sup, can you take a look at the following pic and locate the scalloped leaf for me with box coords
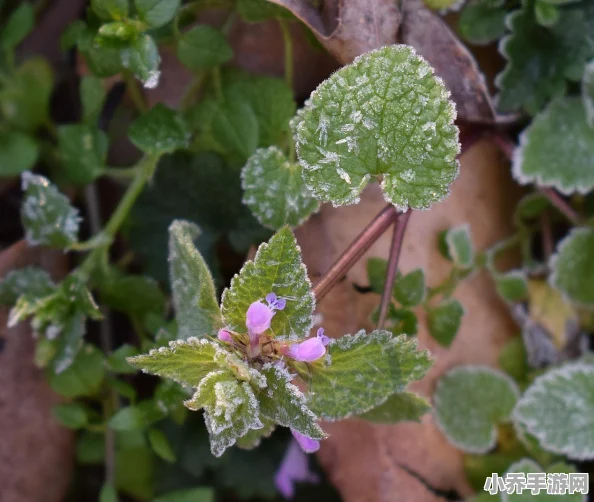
[221,227,314,339]
[359,391,430,424]
[308,330,431,421]
[0,267,55,305]
[459,0,507,46]
[551,227,594,307]
[513,364,594,460]
[128,104,189,155]
[434,366,520,453]
[20,172,81,248]
[445,224,474,269]
[169,220,222,339]
[241,146,320,230]
[512,98,594,194]
[127,338,222,387]
[292,44,460,209]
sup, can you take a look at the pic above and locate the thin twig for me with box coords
[377,210,411,329]
[312,204,399,302]
[278,19,293,89]
[538,187,581,225]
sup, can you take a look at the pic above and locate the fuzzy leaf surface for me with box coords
[445,224,474,269]
[427,298,464,347]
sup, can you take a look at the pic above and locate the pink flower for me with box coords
[246,301,275,335]
[275,438,320,499]
[218,329,232,342]
[284,328,330,362]
[291,430,320,453]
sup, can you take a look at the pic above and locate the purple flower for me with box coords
[286,338,326,362]
[218,329,232,342]
[275,438,320,499]
[316,327,330,346]
[246,301,275,335]
[291,430,320,453]
[266,292,286,311]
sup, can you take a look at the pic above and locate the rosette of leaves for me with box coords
[292,44,460,210]
[128,220,432,456]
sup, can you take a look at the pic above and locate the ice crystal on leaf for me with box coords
[292,45,460,210]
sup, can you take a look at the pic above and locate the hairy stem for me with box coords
[312,204,399,302]
[377,210,411,329]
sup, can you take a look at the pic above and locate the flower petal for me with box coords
[275,439,320,499]
[287,337,326,362]
[246,301,274,334]
[218,329,232,342]
[291,430,320,453]
[316,327,330,346]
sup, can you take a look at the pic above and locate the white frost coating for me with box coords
[143,70,161,89]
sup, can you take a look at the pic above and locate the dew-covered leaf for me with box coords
[177,25,233,71]
[445,224,474,269]
[121,34,161,88]
[48,343,106,398]
[513,364,594,460]
[308,330,431,420]
[81,76,106,125]
[0,131,38,177]
[135,0,180,28]
[496,0,594,114]
[494,270,529,303]
[235,417,276,450]
[394,268,425,307]
[52,402,89,429]
[512,98,594,194]
[169,220,222,339]
[0,267,55,305]
[434,366,520,453]
[1,2,34,50]
[550,227,594,308]
[427,298,464,347]
[127,338,221,387]
[359,391,430,424]
[20,172,81,248]
[459,0,507,46]
[258,364,325,439]
[293,45,460,209]
[128,103,189,155]
[241,146,320,230]
[58,124,108,185]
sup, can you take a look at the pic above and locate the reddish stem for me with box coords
[312,204,399,302]
[377,210,411,330]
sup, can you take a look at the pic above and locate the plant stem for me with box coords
[123,71,148,113]
[538,187,581,225]
[278,19,293,89]
[377,210,411,329]
[312,204,399,302]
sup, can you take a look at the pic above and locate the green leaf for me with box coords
[91,0,129,20]
[0,131,38,177]
[135,0,181,28]
[20,172,80,248]
[121,34,161,88]
[359,391,430,423]
[445,224,474,269]
[513,98,594,194]
[367,257,387,294]
[459,0,507,46]
[184,370,264,456]
[386,306,418,335]
[61,20,87,51]
[514,363,594,459]
[177,25,233,71]
[154,488,214,502]
[221,227,315,338]
[394,268,425,307]
[48,344,105,398]
[109,400,166,431]
[107,344,139,374]
[581,59,594,127]
[498,336,529,384]
[496,0,594,114]
[434,366,519,453]
[235,417,276,450]
[77,431,105,464]
[99,21,142,40]
[57,124,108,185]
[52,402,89,429]
[494,270,529,302]
[169,220,222,339]
[115,446,155,500]
[51,310,87,374]
[0,58,53,132]
[427,298,464,347]
[241,146,320,230]
[0,267,55,305]
[1,2,34,50]
[293,45,460,209]
[99,272,165,318]
[236,0,292,22]
[82,33,123,78]
[258,365,325,439]
[148,428,177,462]
[534,1,559,27]
[81,75,106,125]
[128,103,189,155]
[308,330,431,420]
[127,338,221,387]
[550,227,594,307]
[99,482,118,502]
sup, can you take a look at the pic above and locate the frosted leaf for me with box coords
[513,364,594,460]
[127,338,221,387]
[236,416,276,450]
[434,366,519,453]
[184,370,264,456]
[550,227,594,308]
[221,227,314,339]
[168,220,222,339]
[0,267,55,305]
[258,364,325,440]
[128,103,190,155]
[241,147,320,230]
[445,224,474,269]
[20,172,81,248]
[292,45,460,209]
[308,330,431,421]
[427,298,464,347]
[359,391,430,424]
[512,98,594,194]
[120,34,161,88]
[494,270,529,303]
[393,268,425,307]
[582,59,594,127]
